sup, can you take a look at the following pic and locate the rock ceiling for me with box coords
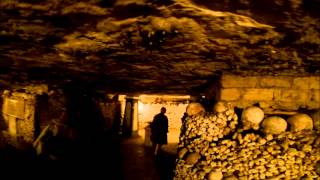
[0,0,319,94]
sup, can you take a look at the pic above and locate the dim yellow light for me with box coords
[138,102,144,111]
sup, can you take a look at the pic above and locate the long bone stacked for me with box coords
[174,103,320,180]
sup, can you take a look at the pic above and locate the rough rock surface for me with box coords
[0,0,319,93]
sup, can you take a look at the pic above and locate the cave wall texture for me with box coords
[0,0,319,149]
[0,0,319,94]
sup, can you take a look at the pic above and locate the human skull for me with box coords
[186,102,205,116]
[287,113,313,131]
[207,170,223,180]
[241,106,264,130]
[185,152,201,165]
[213,101,227,113]
[261,116,287,134]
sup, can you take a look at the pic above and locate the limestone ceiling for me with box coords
[0,0,319,94]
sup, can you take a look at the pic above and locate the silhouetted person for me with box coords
[150,107,168,156]
[180,112,188,136]
[181,112,188,123]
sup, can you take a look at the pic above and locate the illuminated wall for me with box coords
[1,91,36,143]
[208,74,320,111]
[137,95,190,144]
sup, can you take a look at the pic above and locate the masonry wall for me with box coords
[216,74,320,111]
[99,100,121,132]
[1,91,36,143]
[138,102,187,144]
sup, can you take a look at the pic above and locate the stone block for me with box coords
[259,101,274,109]
[232,101,255,109]
[12,92,34,99]
[310,76,320,89]
[221,75,257,88]
[293,76,320,89]
[243,89,274,101]
[274,89,309,103]
[2,97,25,119]
[293,77,309,89]
[311,90,320,102]
[260,76,291,88]
[2,91,36,143]
[220,88,241,101]
[306,101,320,109]
[273,101,299,111]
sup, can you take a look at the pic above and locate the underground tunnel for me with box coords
[0,0,320,179]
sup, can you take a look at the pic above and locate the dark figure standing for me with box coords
[181,112,188,123]
[150,107,168,156]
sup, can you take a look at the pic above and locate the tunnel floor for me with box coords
[121,136,177,180]
[0,134,177,180]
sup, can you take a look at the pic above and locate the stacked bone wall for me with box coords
[174,103,320,179]
[217,74,320,110]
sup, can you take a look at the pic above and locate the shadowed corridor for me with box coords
[0,132,177,180]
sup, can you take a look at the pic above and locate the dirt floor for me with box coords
[0,134,178,180]
[121,136,177,180]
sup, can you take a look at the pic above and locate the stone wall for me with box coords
[215,74,320,111]
[99,100,121,132]
[138,102,187,144]
[1,91,36,143]
[137,95,190,144]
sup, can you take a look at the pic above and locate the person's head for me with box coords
[160,107,166,114]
